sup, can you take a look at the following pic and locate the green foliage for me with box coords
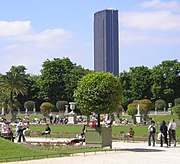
[74,72,122,115]
[0,66,28,113]
[172,105,180,120]
[139,99,152,115]
[150,60,180,102]
[155,99,167,110]
[24,101,35,111]
[37,58,91,105]
[174,98,180,106]
[56,100,68,111]
[119,66,152,109]
[127,103,137,117]
[40,102,54,116]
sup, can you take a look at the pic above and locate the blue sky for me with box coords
[0,0,179,75]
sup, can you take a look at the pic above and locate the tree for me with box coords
[0,68,28,113]
[155,99,167,110]
[56,100,68,112]
[37,57,91,105]
[174,98,180,106]
[127,103,137,119]
[119,71,132,109]
[24,101,35,111]
[151,60,180,102]
[119,66,152,109]
[139,99,152,116]
[74,72,122,127]
[172,105,180,120]
[129,66,152,100]
[40,102,54,117]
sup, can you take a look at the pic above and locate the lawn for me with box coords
[0,137,105,162]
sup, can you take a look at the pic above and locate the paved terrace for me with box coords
[2,137,180,164]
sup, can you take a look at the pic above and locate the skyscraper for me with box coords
[94,9,119,76]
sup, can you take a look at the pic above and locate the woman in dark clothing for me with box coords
[160,120,168,147]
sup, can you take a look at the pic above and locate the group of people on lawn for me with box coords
[148,119,177,147]
[0,118,49,143]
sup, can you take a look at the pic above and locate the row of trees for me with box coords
[120,60,180,109]
[0,58,91,114]
[0,58,179,117]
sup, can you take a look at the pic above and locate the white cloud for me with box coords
[0,20,92,74]
[120,30,180,45]
[0,21,31,37]
[121,11,180,31]
[140,0,180,11]
[120,1,180,45]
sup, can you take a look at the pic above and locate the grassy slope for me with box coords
[0,138,105,162]
[0,138,56,158]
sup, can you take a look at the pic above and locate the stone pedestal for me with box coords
[136,115,142,123]
[136,104,142,123]
[68,111,77,124]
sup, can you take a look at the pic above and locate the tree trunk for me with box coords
[97,114,100,127]
[9,91,13,113]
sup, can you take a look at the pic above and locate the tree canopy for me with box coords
[74,72,122,118]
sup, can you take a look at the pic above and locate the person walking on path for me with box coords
[16,120,26,142]
[160,120,168,147]
[168,119,176,147]
[148,120,156,146]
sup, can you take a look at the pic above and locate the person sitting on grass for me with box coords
[124,128,135,142]
[42,124,51,135]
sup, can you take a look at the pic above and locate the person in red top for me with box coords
[90,120,96,128]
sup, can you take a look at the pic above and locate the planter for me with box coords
[85,127,112,148]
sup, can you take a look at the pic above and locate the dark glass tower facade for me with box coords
[94,9,119,76]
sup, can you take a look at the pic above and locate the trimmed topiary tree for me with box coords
[127,103,137,123]
[172,105,180,120]
[139,99,152,116]
[40,102,54,117]
[174,98,180,106]
[74,72,122,127]
[56,100,68,112]
[24,101,35,111]
[155,99,166,110]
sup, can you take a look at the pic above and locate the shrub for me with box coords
[155,99,166,110]
[40,102,54,116]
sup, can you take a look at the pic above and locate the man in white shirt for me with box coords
[168,119,176,147]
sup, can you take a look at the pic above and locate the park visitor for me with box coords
[1,118,9,134]
[148,120,156,146]
[42,124,51,135]
[160,120,168,147]
[16,120,26,142]
[168,119,176,147]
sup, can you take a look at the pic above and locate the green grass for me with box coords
[0,137,56,162]
[0,137,106,162]
[150,114,178,124]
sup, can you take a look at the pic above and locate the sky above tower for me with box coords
[0,0,179,75]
